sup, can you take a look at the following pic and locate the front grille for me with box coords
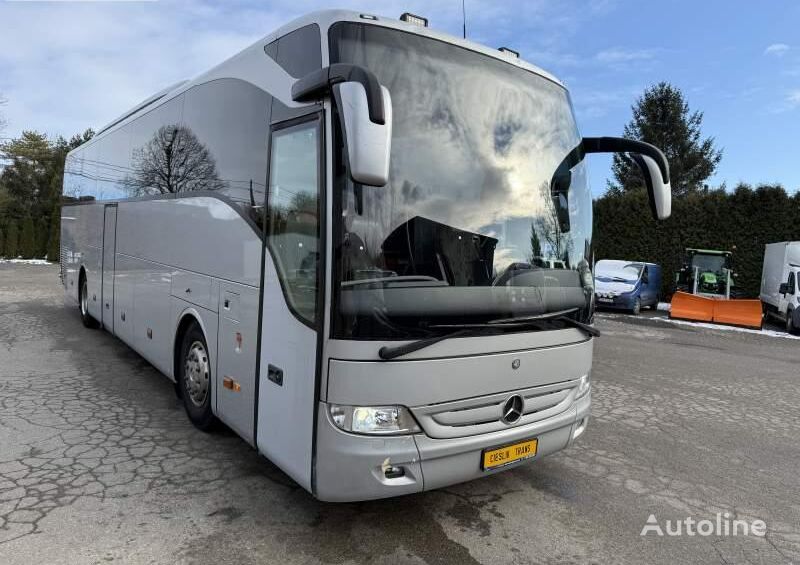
[411,379,580,439]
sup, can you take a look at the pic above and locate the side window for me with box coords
[789,272,796,295]
[265,24,322,79]
[267,118,321,325]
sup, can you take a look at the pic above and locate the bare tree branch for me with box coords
[127,124,225,196]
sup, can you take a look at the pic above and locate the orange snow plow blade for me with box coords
[710,298,763,329]
[669,292,714,322]
[669,292,762,329]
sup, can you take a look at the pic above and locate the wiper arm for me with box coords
[488,308,600,338]
[554,316,601,338]
[377,309,599,361]
[378,328,477,360]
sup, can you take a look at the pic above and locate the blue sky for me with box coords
[1,0,798,195]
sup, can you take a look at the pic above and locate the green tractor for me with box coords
[674,248,739,298]
[671,248,762,328]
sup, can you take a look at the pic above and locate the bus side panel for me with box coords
[132,257,174,376]
[116,197,262,288]
[113,197,259,430]
[61,203,104,319]
[113,254,136,347]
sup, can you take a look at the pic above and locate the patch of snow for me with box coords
[656,302,671,312]
[658,317,800,340]
[0,258,53,265]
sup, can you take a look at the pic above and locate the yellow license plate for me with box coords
[482,438,538,470]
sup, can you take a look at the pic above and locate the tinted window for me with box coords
[267,118,320,325]
[182,78,271,225]
[265,24,322,79]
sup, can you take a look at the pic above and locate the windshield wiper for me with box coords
[377,309,599,361]
[378,328,479,360]
[488,308,600,338]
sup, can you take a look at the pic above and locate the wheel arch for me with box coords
[172,307,211,383]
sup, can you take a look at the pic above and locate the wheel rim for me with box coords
[184,340,210,407]
[80,279,88,317]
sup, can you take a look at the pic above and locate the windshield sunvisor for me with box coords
[340,283,586,318]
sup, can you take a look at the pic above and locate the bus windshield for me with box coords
[329,22,593,340]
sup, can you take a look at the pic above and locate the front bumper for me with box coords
[313,392,590,502]
[595,293,636,310]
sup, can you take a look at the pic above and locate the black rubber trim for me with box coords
[310,110,327,496]
[252,107,273,449]
[291,63,385,125]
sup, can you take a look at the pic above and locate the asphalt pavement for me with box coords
[1,263,798,564]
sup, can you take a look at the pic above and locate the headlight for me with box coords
[329,404,421,435]
[576,374,591,399]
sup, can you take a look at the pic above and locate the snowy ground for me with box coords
[602,301,800,340]
[0,258,53,265]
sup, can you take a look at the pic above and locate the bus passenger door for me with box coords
[257,114,323,492]
[101,204,117,331]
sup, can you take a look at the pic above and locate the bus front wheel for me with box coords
[178,321,216,431]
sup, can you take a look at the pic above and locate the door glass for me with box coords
[789,272,796,295]
[266,119,320,325]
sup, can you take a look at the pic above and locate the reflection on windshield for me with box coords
[330,23,594,339]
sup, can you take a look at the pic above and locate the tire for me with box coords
[79,273,100,329]
[177,321,216,430]
[631,297,641,315]
[787,309,797,335]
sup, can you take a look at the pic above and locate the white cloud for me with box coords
[764,43,790,56]
[787,90,800,108]
[595,47,655,64]
[0,0,611,140]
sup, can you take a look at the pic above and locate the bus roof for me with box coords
[88,9,565,152]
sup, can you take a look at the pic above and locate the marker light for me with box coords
[329,404,421,435]
[400,12,428,27]
[499,47,520,58]
[576,374,591,399]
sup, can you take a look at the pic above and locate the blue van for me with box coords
[594,260,662,314]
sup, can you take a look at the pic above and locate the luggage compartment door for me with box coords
[217,285,259,445]
[101,204,117,331]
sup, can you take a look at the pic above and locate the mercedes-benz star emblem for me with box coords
[501,395,524,424]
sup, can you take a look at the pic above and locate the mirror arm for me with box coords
[291,63,385,125]
[582,137,670,184]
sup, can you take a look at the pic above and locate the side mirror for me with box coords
[779,283,789,295]
[582,137,672,220]
[292,64,392,187]
[333,82,392,187]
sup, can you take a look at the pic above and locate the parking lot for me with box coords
[1,263,798,565]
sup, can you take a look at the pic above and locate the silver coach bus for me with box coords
[61,10,671,501]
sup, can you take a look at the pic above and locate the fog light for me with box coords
[329,404,421,435]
